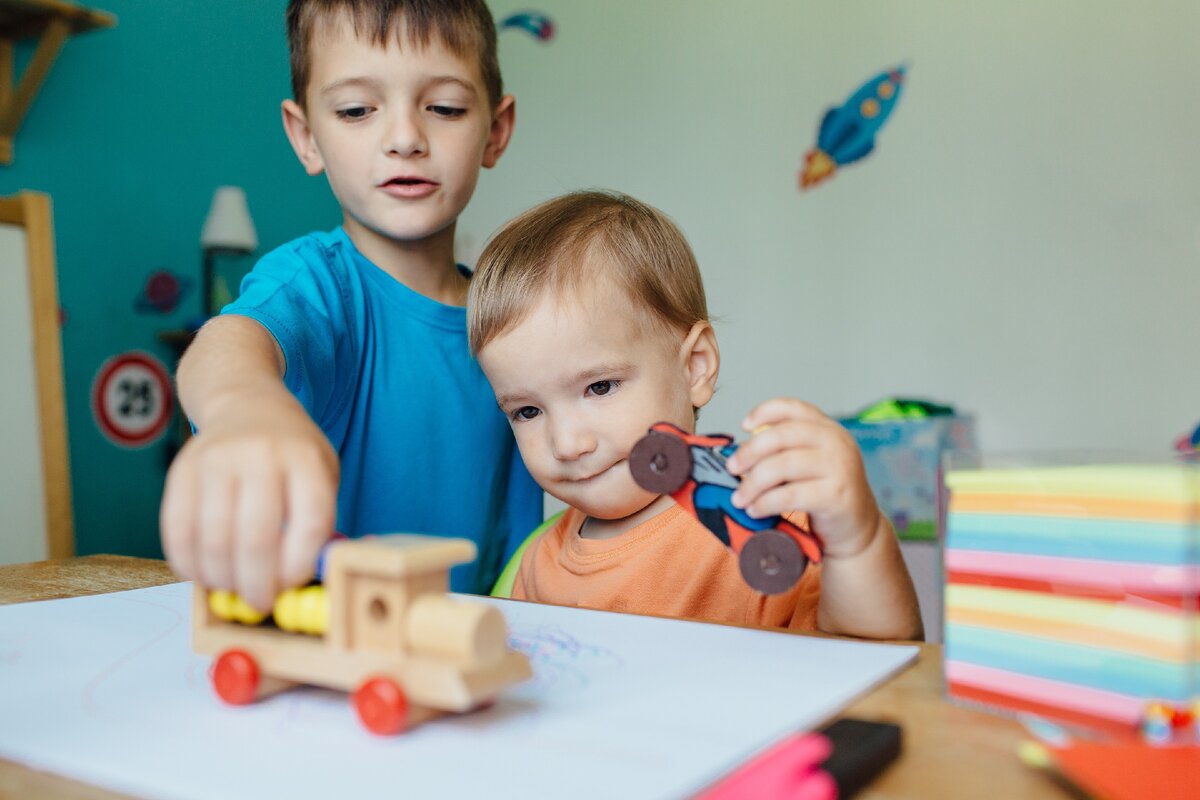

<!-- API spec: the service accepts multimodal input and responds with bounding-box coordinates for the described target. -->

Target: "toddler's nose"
[550,418,597,462]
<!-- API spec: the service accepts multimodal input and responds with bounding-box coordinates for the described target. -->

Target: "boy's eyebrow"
[318,77,379,97]
[425,75,479,96]
[493,362,634,409]
[318,75,478,98]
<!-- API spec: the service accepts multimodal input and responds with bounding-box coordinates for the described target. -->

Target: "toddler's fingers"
[740,479,822,523]
[196,472,237,591]
[741,397,826,431]
[160,457,198,581]
[279,467,336,590]
[232,469,284,613]
[732,447,825,511]
[726,418,824,475]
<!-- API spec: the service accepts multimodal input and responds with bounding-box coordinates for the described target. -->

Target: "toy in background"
[1140,700,1200,745]
[194,535,532,735]
[1175,420,1200,454]
[942,457,1199,738]
[800,65,907,190]
[839,397,976,541]
[629,422,823,595]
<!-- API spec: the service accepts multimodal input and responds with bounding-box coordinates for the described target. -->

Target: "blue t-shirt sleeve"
[222,243,353,427]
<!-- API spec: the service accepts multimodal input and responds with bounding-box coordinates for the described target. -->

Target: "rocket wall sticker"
[800,65,906,190]
[501,12,555,42]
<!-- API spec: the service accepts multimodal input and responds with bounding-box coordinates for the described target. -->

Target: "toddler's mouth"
[569,461,622,483]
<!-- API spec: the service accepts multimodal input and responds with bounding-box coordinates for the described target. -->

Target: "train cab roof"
[327,535,477,579]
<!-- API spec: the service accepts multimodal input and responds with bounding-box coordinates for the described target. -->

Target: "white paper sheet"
[0,583,917,799]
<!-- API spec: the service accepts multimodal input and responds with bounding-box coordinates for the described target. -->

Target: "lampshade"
[200,186,258,252]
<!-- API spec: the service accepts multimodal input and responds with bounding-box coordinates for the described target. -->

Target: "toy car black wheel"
[629,430,692,494]
[739,529,807,595]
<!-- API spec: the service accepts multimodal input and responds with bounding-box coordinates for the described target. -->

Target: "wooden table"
[0,556,1066,799]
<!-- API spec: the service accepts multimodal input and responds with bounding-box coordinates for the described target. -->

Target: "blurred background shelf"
[0,0,115,163]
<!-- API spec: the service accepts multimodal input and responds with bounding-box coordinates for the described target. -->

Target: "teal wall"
[0,1,338,557]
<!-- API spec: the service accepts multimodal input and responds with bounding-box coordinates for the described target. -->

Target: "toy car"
[629,422,823,594]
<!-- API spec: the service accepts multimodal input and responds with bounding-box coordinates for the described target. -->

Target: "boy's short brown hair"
[469,190,710,355]
[286,0,503,109]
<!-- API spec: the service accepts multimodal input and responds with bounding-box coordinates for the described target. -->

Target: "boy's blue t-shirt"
[221,227,542,594]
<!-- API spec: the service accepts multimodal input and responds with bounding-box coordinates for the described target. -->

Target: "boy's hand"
[724,398,884,559]
[159,393,338,613]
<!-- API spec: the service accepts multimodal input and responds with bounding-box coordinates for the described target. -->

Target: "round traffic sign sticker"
[91,351,173,448]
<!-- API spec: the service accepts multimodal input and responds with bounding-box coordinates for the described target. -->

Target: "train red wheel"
[353,677,408,735]
[212,649,261,705]
[629,431,692,494]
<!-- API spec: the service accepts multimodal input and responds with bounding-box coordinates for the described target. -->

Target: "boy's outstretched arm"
[725,398,924,641]
[159,315,339,613]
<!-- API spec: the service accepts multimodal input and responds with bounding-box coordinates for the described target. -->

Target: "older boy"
[160,0,541,611]
[469,191,922,639]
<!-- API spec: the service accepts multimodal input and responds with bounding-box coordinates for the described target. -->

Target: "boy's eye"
[335,106,372,121]
[428,104,467,118]
[587,380,617,397]
[513,406,540,422]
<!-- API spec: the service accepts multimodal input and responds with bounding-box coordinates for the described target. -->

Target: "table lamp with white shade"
[199,186,258,318]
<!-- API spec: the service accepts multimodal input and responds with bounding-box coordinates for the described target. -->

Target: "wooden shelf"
[0,0,115,164]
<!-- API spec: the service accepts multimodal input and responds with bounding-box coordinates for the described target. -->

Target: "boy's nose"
[384,112,426,157]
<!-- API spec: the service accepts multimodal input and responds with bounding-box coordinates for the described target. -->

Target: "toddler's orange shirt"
[511,504,822,630]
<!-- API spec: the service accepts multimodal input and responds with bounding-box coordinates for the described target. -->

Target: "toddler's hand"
[725,398,883,559]
[159,396,338,612]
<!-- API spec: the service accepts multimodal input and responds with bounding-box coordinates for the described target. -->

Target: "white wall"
[465,0,1199,453]
[0,223,49,565]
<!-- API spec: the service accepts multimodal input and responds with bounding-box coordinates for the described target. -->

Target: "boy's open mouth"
[379,177,439,197]
[382,176,434,187]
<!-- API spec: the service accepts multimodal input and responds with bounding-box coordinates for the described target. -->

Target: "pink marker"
[696,719,902,800]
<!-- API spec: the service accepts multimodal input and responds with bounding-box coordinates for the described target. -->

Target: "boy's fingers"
[196,472,237,591]
[232,470,284,613]
[159,459,198,581]
[279,468,336,589]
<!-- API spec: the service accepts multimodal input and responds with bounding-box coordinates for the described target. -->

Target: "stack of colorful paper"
[943,461,1199,734]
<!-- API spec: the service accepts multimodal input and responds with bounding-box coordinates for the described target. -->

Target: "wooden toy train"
[193,535,532,735]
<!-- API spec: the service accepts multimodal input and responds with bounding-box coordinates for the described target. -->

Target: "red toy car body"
[629,422,823,594]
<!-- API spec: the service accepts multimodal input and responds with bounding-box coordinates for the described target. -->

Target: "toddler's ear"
[482,95,516,169]
[681,322,720,409]
[281,100,325,177]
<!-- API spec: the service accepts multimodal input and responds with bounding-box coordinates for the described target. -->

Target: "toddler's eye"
[513,406,540,421]
[588,380,616,396]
